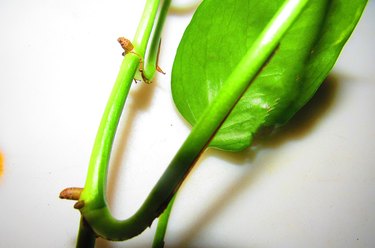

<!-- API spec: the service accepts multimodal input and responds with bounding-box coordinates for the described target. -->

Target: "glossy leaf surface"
[171,0,367,151]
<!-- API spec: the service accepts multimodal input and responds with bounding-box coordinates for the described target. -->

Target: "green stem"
[143,0,172,80]
[76,218,96,248]
[152,195,176,248]
[76,0,162,246]
[133,0,161,56]
[80,54,139,207]
[80,0,161,208]
[79,0,309,242]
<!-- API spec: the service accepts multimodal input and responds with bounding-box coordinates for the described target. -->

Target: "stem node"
[74,200,85,209]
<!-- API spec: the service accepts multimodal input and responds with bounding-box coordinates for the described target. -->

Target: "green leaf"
[171,0,367,151]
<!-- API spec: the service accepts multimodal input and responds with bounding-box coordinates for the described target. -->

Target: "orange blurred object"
[0,151,4,178]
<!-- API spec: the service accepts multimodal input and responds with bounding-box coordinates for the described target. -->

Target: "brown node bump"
[59,187,83,200]
[117,37,134,54]
[74,200,85,209]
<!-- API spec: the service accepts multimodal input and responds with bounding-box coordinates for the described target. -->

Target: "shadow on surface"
[205,74,339,166]
[259,74,339,148]
[172,74,339,247]
[95,238,150,248]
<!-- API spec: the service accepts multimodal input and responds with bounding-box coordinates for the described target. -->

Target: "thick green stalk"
[78,0,309,241]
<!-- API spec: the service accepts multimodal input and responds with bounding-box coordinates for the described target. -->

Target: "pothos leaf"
[171,0,367,151]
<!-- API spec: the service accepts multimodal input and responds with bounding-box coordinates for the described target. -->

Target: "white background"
[0,0,374,247]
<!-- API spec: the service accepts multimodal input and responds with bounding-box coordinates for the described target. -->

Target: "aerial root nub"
[59,187,83,201]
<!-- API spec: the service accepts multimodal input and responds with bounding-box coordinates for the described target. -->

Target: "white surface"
[0,1,374,247]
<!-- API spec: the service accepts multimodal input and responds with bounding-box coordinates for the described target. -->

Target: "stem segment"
[133,0,162,56]
[152,195,176,248]
[143,0,172,80]
[76,218,96,248]
[76,0,163,246]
